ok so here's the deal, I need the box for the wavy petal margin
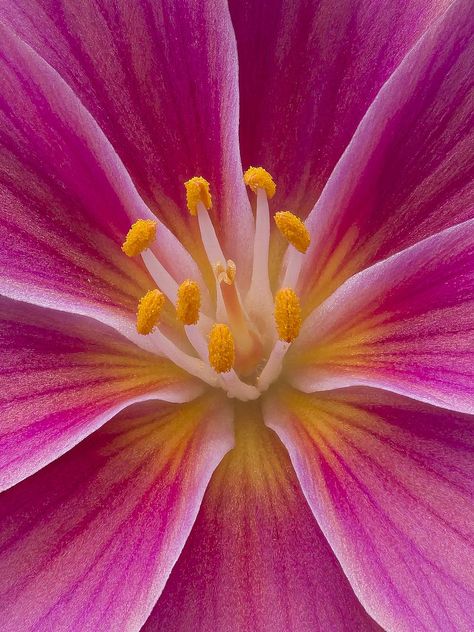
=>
[0,0,254,281]
[0,295,203,491]
[230,0,450,219]
[297,0,474,310]
[290,220,474,414]
[0,394,233,631]
[265,387,474,631]
[144,403,380,631]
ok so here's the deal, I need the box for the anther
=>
[274,211,310,253]
[208,324,235,373]
[176,280,201,326]
[136,289,165,335]
[122,219,157,257]
[184,177,212,216]
[274,288,302,343]
[243,166,276,199]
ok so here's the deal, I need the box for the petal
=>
[0,23,203,328]
[298,0,474,309]
[265,387,474,631]
[0,0,254,279]
[0,294,202,491]
[230,0,450,218]
[290,220,474,413]
[0,394,232,632]
[144,404,380,632]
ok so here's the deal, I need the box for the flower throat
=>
[121,168,310,401]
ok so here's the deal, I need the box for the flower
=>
[0,0,472,630]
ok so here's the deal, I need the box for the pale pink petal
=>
[298,0,473,309]
[0,295,202,491]
[144,407,380,632]
[0,394,232,631]
[0,23,203,328]
[230,0,450,218]
[265,387,474,631]
[0,1,254,279]
[290,220,474,414]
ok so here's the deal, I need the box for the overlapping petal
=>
[0,0,254,279]
[290,220,474,413]
[144,404,380,632]
[297,0,473,309]
[230,0,450,219]
[0,295,203,491]
[265,387,474,631]
[0,23,205,329]
[0,394,232,631]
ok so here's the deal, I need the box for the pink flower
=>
[0,0,472,630]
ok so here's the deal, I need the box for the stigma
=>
[123,168,310,400]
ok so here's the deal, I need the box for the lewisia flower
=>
[0,0,472,630]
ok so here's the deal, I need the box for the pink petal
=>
[144,407,380,632]
[0,295,203,491]
[298,0,474,309]
[0,24,203,327]
[230,0,450,218]
[0,1,254,280]
[0,394,232,631]
[265,387,474,631]
[290,220,474,414]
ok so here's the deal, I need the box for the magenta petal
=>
[265,387,474,631]
[144,408,380,632]
[0,395,232,631]
[298,0,474,307]
[0,0,254,277]
[230,0,450,218]
[0,295,202,491]
[291,220,474,414]
[0,24,206,327]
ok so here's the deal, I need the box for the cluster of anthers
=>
[122,167,310,401]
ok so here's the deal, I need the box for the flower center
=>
[122,168,310,401]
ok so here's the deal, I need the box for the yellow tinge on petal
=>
[274,288,302,343]
[274,211,311,253]
[136,289,165,335]
[208,324,235,373]
[122,219,157,257]
[184,176,212,216]
[243,166,276,199]
[176,280,201,325]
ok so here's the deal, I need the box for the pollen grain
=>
[122,219,157,257]
[274,211,311,253]
[136,289,165,335]
[274,288,302,343]
[176,280,201,325]
[208,324,235,373]
[184,176,212,215]
[243,166,276,199]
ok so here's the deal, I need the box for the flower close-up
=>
[0,0,473,630]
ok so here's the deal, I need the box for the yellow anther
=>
[274,211,311,253]
[274,288,302,343]
[243,166,276,199]
[208,324,235,373]
[121,219,157,257]
[184,176,212,215]
[136,289,165,335]
[176,280,201,325]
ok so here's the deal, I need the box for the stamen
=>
[274,288,302,343]
[274,211,310,253]
[136,289,165,335]
[122,219,157,257]
[243,166,276,199]
[176,280,201,325]
[184,177,212,216]
[257,340,289,392]
[244,167,275,330]
[208,324,235,373]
